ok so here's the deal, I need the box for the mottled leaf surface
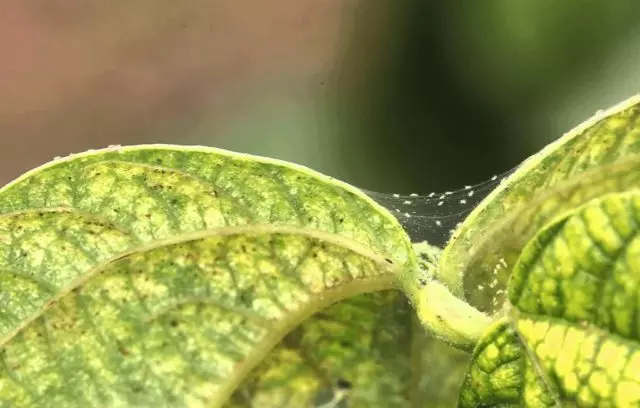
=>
[460,192,640,407]
[440,95,640,313]
[0,145,422,407]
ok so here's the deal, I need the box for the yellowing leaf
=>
[0,145,423,407]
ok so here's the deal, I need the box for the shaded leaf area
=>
[464,154,640,314]
[460,192,640,407]
[439,96,640,313]
[414,328,471,406]
[229,291,470,408]
[0,146,418,406]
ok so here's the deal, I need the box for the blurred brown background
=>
[2,1,640,194]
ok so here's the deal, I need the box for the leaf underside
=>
[441,95,640,314]
[0,145,431,407]
[460,192,640,407]
[228,290,470,408]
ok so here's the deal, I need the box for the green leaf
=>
[440,95,640,313]
[460,191,640,407]
[0,145,422,407]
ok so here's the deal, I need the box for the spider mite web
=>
[361,166,519,247]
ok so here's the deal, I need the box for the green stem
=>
[409,242,492,351]
[414,279,492,351]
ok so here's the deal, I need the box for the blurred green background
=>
[2,0,640,196]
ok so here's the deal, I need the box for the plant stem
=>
[408,242,492,350]
[415,279,492,351]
